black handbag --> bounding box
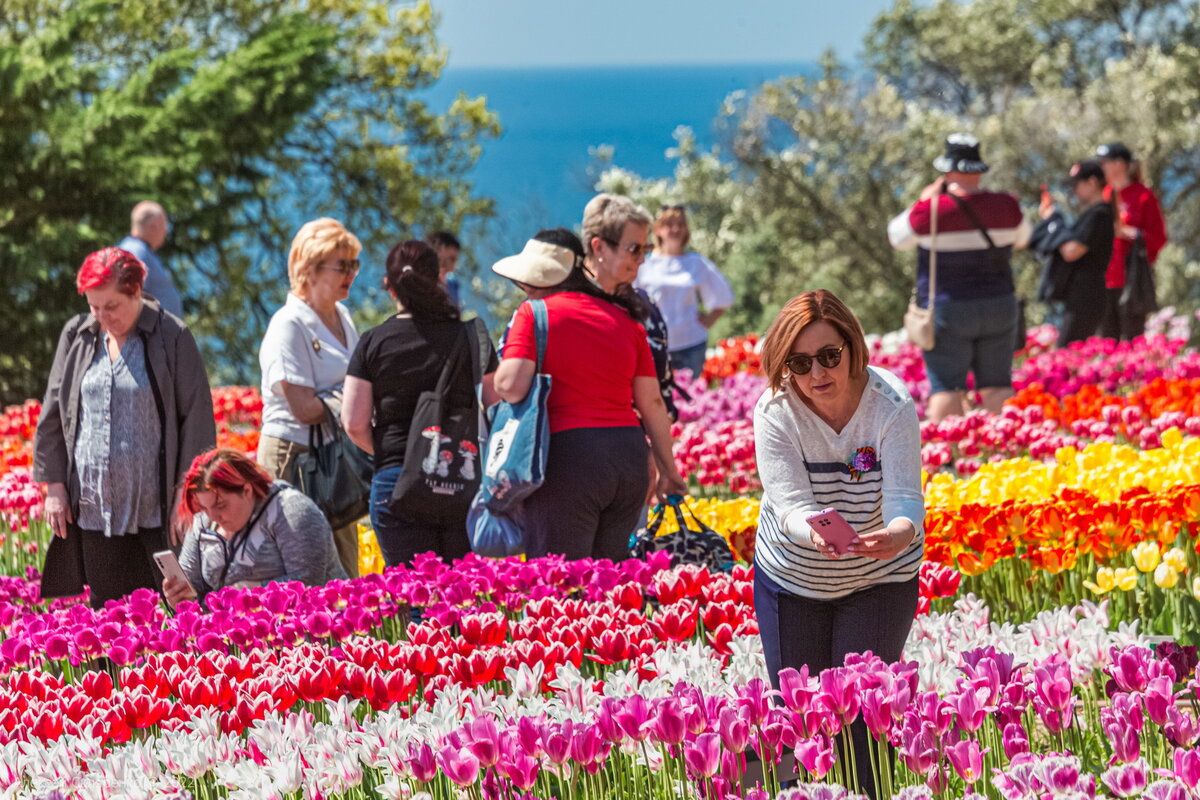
[390,319,487,520]
[630,496,734,572]
[286,399,373,530]
[1119,235,1158,317]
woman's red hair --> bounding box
[76,247,147,296]
[760,290,869,393]
[177,448,272,522]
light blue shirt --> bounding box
[117,235,183,318]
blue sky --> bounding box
[433,0,898,68]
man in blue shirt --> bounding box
[426,231,462,310]
[116,201,184,318]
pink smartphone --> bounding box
[805,508,857,555]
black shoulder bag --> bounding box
[287,400,374,530]
[947,193,1027,353]
[390,319,487,520]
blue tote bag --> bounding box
[468,299,552,557]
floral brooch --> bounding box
[847,446,877,481]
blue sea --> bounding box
[421,62,815,260]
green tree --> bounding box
[0,0,499,402]
[599,0,1200,339]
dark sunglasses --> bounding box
[601,237,651,258]
[785,344,845,375]
[322,259,360,275]
[661,204,686,211]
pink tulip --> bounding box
[684,732,722,778]
[437,746,480,786]
[945,739,987,784]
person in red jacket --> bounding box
[1095,142,1168,341]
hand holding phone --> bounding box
[153,550,196,607]
[805,508,858,556]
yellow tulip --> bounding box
[1083,566,1116,595]
[1192,576,1200,602]
[1155,563,1180,590]
[1114,567,1140,591]
[1132,541,1162,573]
[1164,547,1189,573]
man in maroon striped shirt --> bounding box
[888,133,1031,423]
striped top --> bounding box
[888,191,1031,305]
[753,366,925,600]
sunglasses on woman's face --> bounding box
[322,259,361,275]
[602,237,650,258]
[785,344,845,375]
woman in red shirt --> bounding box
[493,228,688,561]
[1096,142,1168,341]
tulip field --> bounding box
[4,311,1200,800]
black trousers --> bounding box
[755,566,919,798]
[523,426,649,562]
[1099,287,1146,341]
[1058,279,1107,347]
[79,526,167,609]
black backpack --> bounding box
[390,318,489,520]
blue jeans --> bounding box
[370,465,471,567]
[669,341,708,380]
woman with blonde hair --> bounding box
[753,289,924,796]
[257,217,363,576]
[634,204,733,379]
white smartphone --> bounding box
[804,508,858,555]
[152,550,188,586]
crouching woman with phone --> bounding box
[161,449,347,607]
[752,290,925,797]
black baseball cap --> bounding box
[1095,142,1133,162]
[1068,160,1105,184]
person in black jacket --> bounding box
[1032,160,1116,347]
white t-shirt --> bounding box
[634,251,734,351]
[259,293,359,444]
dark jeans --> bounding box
[1100,287,1147,341]
[79,526,167,609]
[523,426,649,562]
[755,565,919,798]
[669,342,708,380]
[370,465,470,567]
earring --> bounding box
[781,369,791,379]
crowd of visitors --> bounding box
[30,128,1169,715]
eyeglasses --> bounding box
[784,344,845,375]
[321,259,360,275]
[601,238,650,258]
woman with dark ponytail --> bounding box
[342,241,498,566]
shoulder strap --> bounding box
[531,299,549,372]
[947,193,998,249]
[465,317,489,391]
[434,325,470,398]
[219,487,283,587]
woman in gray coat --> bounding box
[34,247,215,608]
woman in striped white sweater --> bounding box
[753,290,924,795]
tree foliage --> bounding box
[600,0,1200,340]
[0,0,498,402]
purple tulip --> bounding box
[1143,675,1176,727]
[1166,706,1200,748]
[1001,722,1029,759]
[652,699,687,746]
[818,667,860,726]
[684,732,722,778]
[949,686,990,733]
[407,742,436,782]
[859,687,894,739]
[614,694,652,742]
[779,666,816,713]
